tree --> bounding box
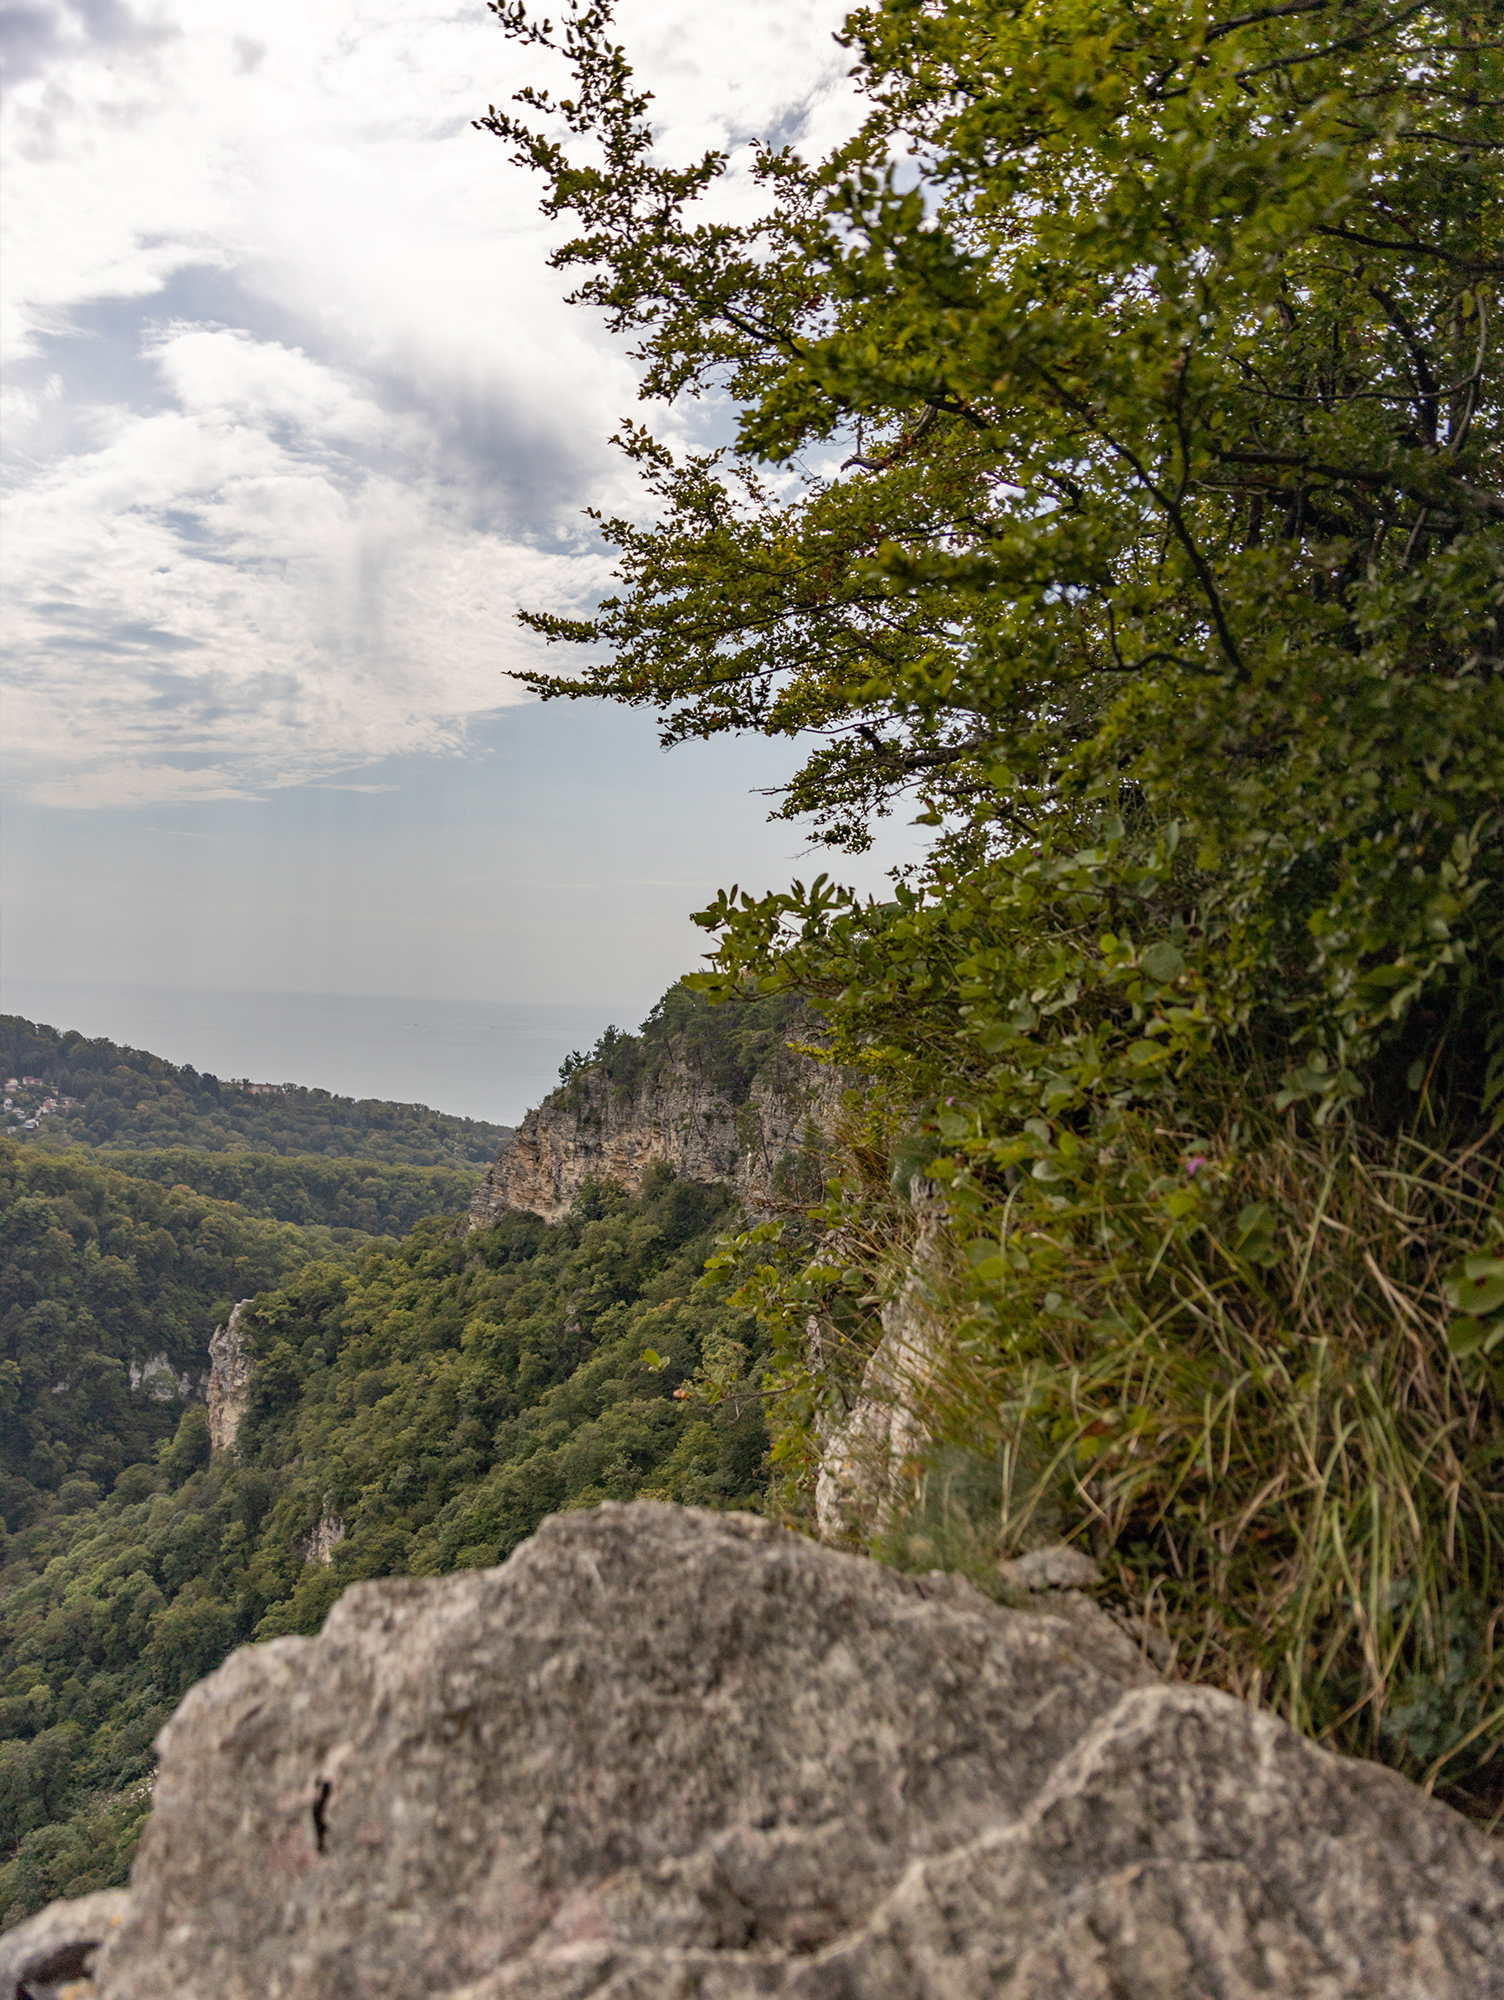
[481,1,1503,1809]
[482,0,1501,1122]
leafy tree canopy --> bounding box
[484,0,1501,1123]
[0,1141,383,1533]
[63,1149,483,1238]
[555,981,814,1104]
[479,0,1501,1812]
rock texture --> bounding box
[126,1353,202,1402]
[467,1046,842,1229]
[205,1299,254,1454]
[815,1178,950,1543]
[1001,1543,1105,1592]
[71,1503,1502,1999]
[298,1508,347,1567]
[0,1887,128,1999]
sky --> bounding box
[0,0,919,1109]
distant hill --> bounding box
[1,1016,511,1166]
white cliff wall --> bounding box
[206,1299,256,1454]
[467,1041,848,1229]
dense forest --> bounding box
[0,1167,766,1924]
[1,1017,510,1164]
[0,1141,381,1531]
[58,1149,482,1237]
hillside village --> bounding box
[3,1078,82,1133]
[5,1076,285,1138]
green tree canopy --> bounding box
[484,0,1500,1120]
[481,2,1501,1807]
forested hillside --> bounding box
[0,1168,766,1924]
[0,1141,383,1532]
[65,1149,482,1236]
[1,1017,510,1164]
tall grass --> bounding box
[774,1100,1503,1824]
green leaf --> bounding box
[1140,943,1185,985]
[1233,1203,1281,1268]
[1444,1261,1504,1318]
[1448,1317,1486,1358]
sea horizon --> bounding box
[0,977,655,1129]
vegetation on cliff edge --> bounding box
[555,982,814,1108]
[491,0,1503,1817]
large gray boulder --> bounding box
[48,1504,1504,1996]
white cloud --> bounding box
[1,0,859,807]
[3,324,617,801]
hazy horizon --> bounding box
[0,975,647,1126]
[1,0,915,1046]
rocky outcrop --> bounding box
[299,1508,347,1566]
[815,1177,950,1543]
[127,1353,203,1402]
[205,1300,254,1454]
[468,1042,843,1228]
[35,1502,1500,1999]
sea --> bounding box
[0,979,647,1128]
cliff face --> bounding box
[468,1029,844,1228]
[206,1300,255,1454]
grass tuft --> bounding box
[899,1116,1502,1822]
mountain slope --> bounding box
[0,1166,767,1925]
[0,1140,380,1531]
[1,1017,511,1165]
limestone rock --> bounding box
[126,1353,202,1402]
[815,1178,950,1543]
[80,1503,1500,1999]
[467,1045,841,1229]
[0,1887,128,1999]
[299,1507,346,1566]
[1001,1544,1104,1592]
[205,1299,254,1454]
